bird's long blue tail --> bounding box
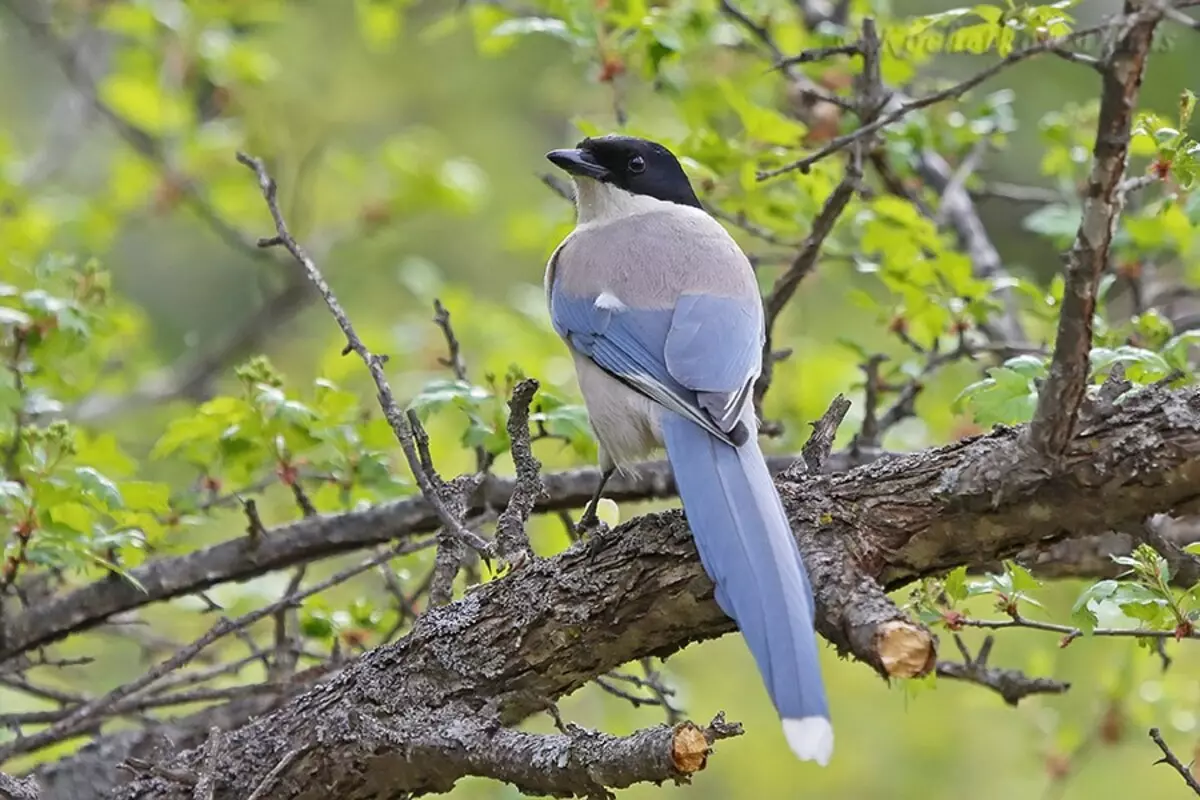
[661,412,833,765]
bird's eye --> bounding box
[628,155,646,174]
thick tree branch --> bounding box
[0,771,38,800]
[0,451,877,664]
[1027,0,1161,458]
[96,384,1200,799]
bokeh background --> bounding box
[2,0,1199,798]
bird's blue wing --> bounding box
[551,281,762,443]
[664,292,762,434]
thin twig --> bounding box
[235,152,493,560]
[935,634,1070,706]
[961,613,1200,644]
[432,299,490,472]
[0,539,432,761]
[757,11,1157,180]
[245,746,310,800]
[1149,727,1200,795]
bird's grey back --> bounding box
[550,209,760,309]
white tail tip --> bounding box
[783,717,834,766]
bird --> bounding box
[543,134,833,766]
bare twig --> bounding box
[243,747,309,800]
[1149,727,1200,795]
[494,379,545,565]
[775,42,860,68]
[235,152,493,559]
[935,634,1070,706]
[789,394,851,478]
[961,613,1199,644]
[718,0,783,61]
[753,160,859,416]
[431,299,491,472]
[0,539,432,762]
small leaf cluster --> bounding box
[154,356,410,516]
[1072,545,1199,640]
[907,561,1043,630]
[409,366,595,464]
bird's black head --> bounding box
[546,135,701,209]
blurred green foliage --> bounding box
[1,0,1200,797]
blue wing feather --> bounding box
[551,279,762,442]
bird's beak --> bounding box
[546,148,610,180]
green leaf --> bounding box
[1008,562,1040,593]
[1001,354,1049,379]
[531,403,595,456]
[1162,330,1200,372]
[49,502,95,534]
[356,0,403,49]
[1071,579,1119,632]
[0,480,30,509]
[1023,204,1081,243]
[87,551,147,593]
[120,481,171,514]
[943,565,968,602]
[98,72,190,136]
[1088,345,1170,383]
[954,366,1038,426]
[73,466,124,510]
[408,379,491,417]
[300,609,336,639]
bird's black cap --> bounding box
[546,135,702,209]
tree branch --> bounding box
[90,382,1200,798]
[235,153,494,560]
[757,8,1159,180]
[1027,0,1161,458]
[0,770,39,800]
[494,379,545,564]
[1149,727,1200,795]
[935,635,1070,706]
[0,450,877,664]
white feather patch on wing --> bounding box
[594,291,627,312]
[783,717,834,766]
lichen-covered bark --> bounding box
[106,385,1200,800]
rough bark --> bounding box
[96,384,1200,800]
[0,452,879,664]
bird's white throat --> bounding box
[572,178,676,227]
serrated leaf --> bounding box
[49,502,95,533]
[944,565,968,602]
[408,379,491,417]
[1071,579,1119,632]
[120,481,171,514]
[73,466,124,510]
[1023,204,1081,242]
[1008,562,1040,593]
[1002,355,1049,379]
